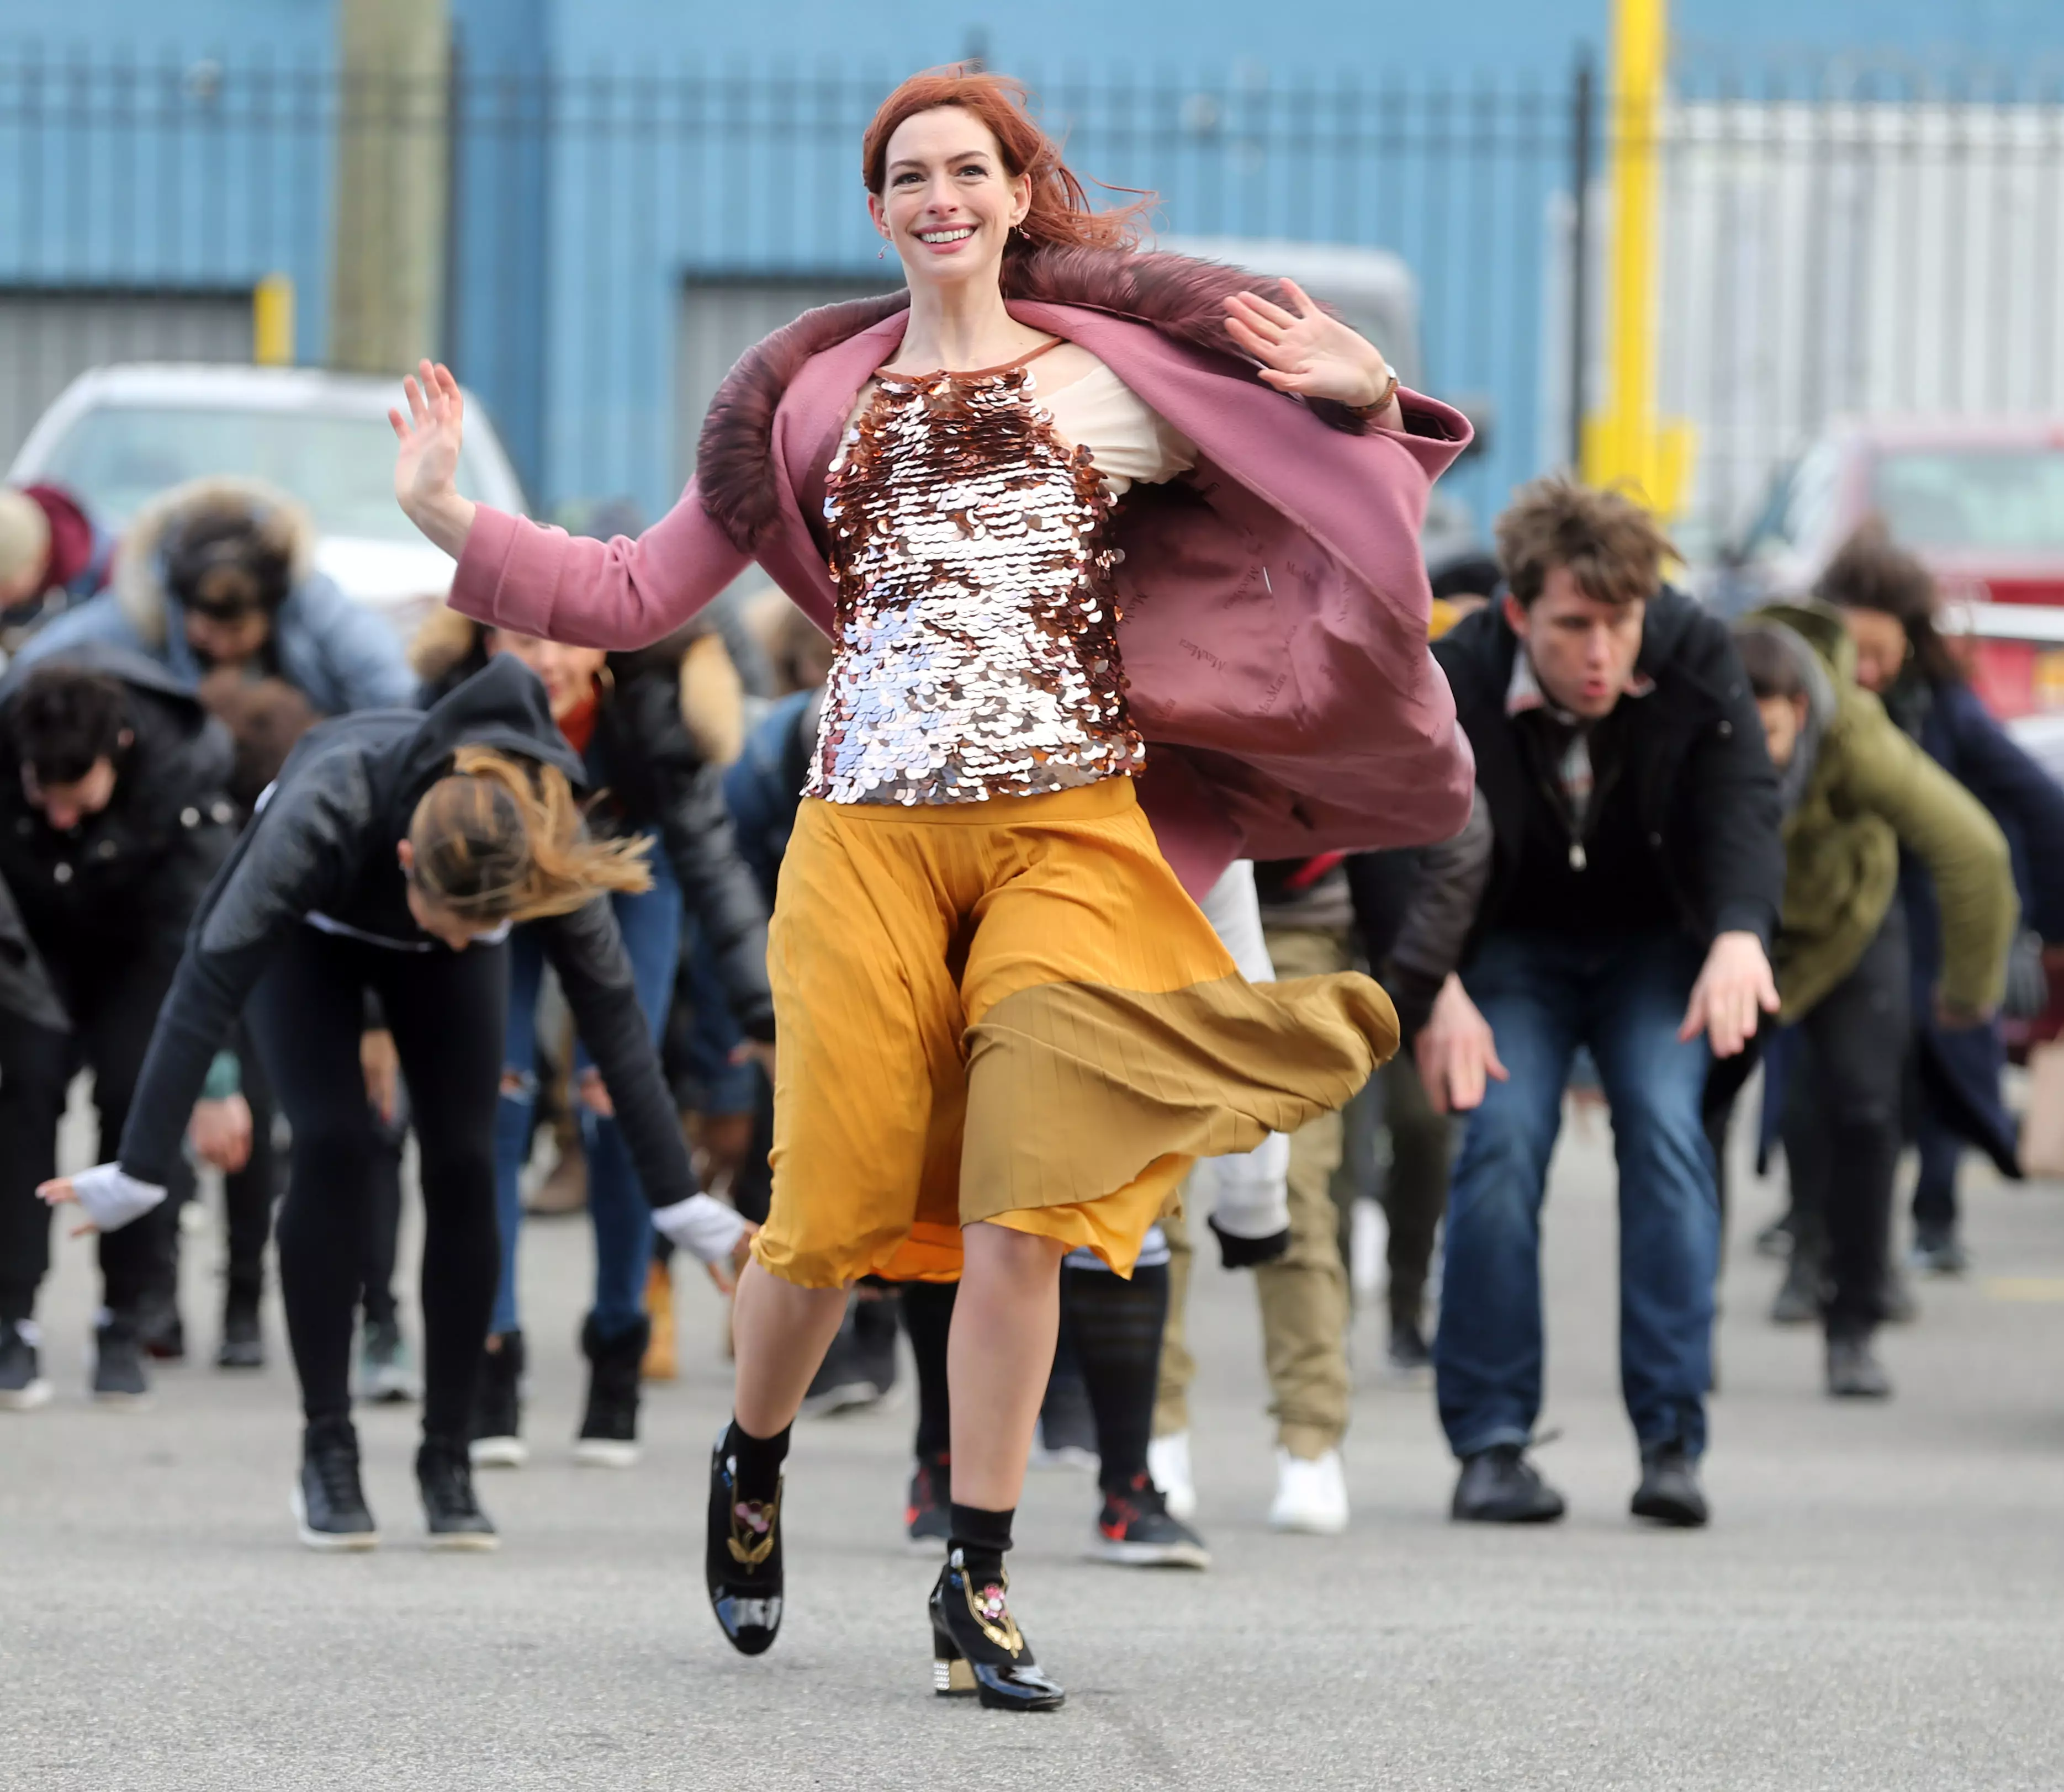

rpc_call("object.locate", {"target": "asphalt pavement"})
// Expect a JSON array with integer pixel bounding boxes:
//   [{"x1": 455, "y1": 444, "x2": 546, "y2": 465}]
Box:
[{"x1": 7, "y1": 1100, "x2": 2064, "y2": 1791}]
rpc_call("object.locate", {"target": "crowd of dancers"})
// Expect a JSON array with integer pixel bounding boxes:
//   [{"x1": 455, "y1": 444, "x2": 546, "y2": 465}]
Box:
[{"x1": 5, "y1": 62, "x2": 2060, "y2": 1714}]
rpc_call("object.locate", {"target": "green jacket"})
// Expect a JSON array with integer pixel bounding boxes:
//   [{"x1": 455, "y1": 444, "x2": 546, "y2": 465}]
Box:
[{"x1": 1748, "y1": 603, "x2": 2016, "y2": 1022}]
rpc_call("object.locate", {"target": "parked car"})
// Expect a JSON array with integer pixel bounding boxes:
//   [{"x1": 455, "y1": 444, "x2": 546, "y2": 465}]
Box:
[
  {"x1": 7, "y1": 364, "x2": 526, "y2": 639},
  {"x1": 1711, "y1": 416, "x2": 2064, "y2": 720}
]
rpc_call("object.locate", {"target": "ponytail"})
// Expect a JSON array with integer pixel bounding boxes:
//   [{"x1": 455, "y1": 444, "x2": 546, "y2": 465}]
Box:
[{"x1": 407, "y1": 746, "x2": 650, "y2": 924}]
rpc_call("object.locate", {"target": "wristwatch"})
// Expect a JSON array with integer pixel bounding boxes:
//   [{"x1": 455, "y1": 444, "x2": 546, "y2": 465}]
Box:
[{"x1": 1346, "y1": 368, "x2": 1400, "y2": 421}]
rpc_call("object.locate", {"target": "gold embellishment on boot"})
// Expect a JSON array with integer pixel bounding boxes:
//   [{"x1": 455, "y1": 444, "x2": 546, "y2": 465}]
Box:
[
  {"x1": 727, "y1": 1485, "x2": 780, "y2": 1567},
  {"x1": 964, "y1": 1571, "x2": 1024, "y2": 1656}
]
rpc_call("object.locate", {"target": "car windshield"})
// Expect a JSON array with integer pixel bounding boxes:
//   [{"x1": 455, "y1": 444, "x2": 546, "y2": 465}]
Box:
[
  {"x1": 38, "y1": 404, "x2": 493, "y2": 544},
  {"x1": 1872, "y1": 448, "x2": 2064, "y2": 553}
]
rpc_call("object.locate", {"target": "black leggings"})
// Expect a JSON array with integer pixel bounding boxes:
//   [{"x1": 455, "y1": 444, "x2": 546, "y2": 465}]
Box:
[
  {"x1": 902, "y1": 1262, "x2": 1171, "y2": 1496},
  {"x1": 1782, "y1": 902, "x2": 1911, "y2": 1340},
  {"x1": 0, "y1": 945, "x2": 192, "y2": 1322},
  {"x1": 248, "y1": 926, "x2": 507, "y2": 1440}
]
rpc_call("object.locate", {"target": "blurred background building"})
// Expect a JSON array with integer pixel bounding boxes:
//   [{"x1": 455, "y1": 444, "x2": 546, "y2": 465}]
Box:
[{"x1": 2, "y1": 1, "x2": 2061, "y2": 597}]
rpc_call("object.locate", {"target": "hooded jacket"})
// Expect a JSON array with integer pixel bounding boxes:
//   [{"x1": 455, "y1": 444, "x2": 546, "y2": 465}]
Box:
[
  {"x1": 0, "y1": 641, "x2": 239, "y2": 964},
  {"x1": 411, "y1": 606, "x2": 772, "y2": 1038},
  {"x1": 15, "y1": 477, "x2": 417, "y2": 716},
  {"x1": 1745, "y1": 603, "x2": 2016, "y2": 1024},
  {"x1": 447, "y1": 246, "x2": 1476, "y2": 897},
  {"x1": 114, "y1": 655, "x2": 702, "y2": 1200}
]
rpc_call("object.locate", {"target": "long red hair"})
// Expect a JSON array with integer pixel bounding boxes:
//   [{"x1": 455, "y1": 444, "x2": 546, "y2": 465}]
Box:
[{"x1": 861, "y1": 66, "x2": 1152, "y2": 259}]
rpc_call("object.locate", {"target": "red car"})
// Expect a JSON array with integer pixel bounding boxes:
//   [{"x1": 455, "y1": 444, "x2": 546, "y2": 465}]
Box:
[{"x1": 1721, "y1": 416, "x2": 2064, "y2": 721}]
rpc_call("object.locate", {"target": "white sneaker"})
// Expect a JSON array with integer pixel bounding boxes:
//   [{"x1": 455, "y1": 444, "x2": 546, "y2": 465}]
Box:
[
  {"x1": 1269, "y1": 1448, "x2": 1349, "y2": 1535},
  {"x1": 1146, "y1": 1431, "x2": 1197, "y2": 1521}
]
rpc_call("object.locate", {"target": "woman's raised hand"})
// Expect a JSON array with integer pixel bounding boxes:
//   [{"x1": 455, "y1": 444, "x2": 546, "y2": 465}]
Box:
[
  {"x1": 389, "y1": 359, "x2": 479, "y2": 557},
  {"x1": 1224, "y1": 279, "x2": 1402, "y2": 424}
]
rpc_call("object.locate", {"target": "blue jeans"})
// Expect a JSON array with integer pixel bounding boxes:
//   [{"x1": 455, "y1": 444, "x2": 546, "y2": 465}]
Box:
[
  {"x1": 491, "y1": 841, "x2": 680, "y2": 1342},
  {"x1": 1434, "y1": 928, "x2": 1718, "y2": 1460}
]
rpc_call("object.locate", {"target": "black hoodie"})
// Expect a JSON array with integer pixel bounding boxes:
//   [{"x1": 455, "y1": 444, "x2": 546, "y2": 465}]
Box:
[
  {"x1": 0, "y1": 641, "x2": 238, "y2": 960},
  {"x1": 117, "y1": 656, "x2": 699, "y2": 1201}
]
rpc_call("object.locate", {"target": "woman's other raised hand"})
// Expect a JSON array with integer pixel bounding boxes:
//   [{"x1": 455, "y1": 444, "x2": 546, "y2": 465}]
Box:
[
  {"x1": 389, "y1": 359, "x2": 479, "y2": 557},
  {"x1": 1224, "y1": 279, "x2": 1404, "y2": 427}
]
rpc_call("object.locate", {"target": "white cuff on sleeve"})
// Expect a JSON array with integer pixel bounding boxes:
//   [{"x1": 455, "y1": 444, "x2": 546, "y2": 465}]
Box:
[
  {"x1": 71, "y1": 1163, "x2": 170, "y2": 1233},
  {"x1": 650, "y1": 1194, "x2": 749, "y2": 1266},
  {"x1": 1203, "y1": 1131, "x2": 1293, "y2": 1239}
]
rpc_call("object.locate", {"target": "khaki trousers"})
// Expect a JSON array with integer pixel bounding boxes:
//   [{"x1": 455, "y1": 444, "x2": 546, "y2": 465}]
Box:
[{"x1": 1153, "y1": 927, "x2": 1355, "y2": 1460}]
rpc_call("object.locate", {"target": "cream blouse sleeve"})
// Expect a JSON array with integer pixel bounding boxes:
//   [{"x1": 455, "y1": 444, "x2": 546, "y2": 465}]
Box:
[{"x1": 1040, "y1": 362, "x2": 1198, "y2": 497}]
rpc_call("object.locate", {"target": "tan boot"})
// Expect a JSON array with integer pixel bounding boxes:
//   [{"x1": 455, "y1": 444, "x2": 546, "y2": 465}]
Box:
[
  {"x1": 524, "y1": 1147, "x2": 588, "y2": 1217},
  {"x1": 641, "y1": 1259, "x2": 679, "y2": 1383}
]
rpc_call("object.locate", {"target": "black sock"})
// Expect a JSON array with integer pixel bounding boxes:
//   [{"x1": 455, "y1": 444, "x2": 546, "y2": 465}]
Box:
[
  {"x1": 723, "y1": 1417, "x2": 791, "y2": 1505},
  {"x1": 1061, "y1": 1260, "x2": 1169, "y2": 1497},
  {"x1": 948, "y1": 1502, "x2": 1014, "y2": 1586},
  {"x1": 902, "y1": 1278, "x2": 957, "y2": 1460}
]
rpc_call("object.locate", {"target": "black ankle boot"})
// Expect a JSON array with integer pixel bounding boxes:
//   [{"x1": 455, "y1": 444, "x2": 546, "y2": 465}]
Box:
[
  {"x1": 706, "y1": 1427, "x2": 784, "y2": 1655},
  {"x1": 930, "y1": 1550, "x2": 1065, "y2": 1711},
  {"x1": 216, "y1": 1286, "x2": 264, "y2": 1371},
  {"x1": 417, "y1": 1438, "x2": 499, "y2": 1550},
  {"x1": 575, "y1": 1314, "x2": 647, "y2": 1468}
]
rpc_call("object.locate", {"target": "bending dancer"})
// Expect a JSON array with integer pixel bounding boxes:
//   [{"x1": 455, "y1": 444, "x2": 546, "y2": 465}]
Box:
[
  {"x1": 390, "y1": 66, "x2": 1472, "y2": 1706},
  {"x1": 411, "y1": 607, "x2": 772, "y2": 1468},
  {"x1": 40, "y1": 658, "x2": 751, "y2": 1550}
]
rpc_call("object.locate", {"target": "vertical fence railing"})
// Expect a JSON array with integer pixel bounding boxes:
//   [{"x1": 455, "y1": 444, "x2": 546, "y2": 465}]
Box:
[{"x1": 3, "y1": 48, "x2": 2062, "y2": 541}]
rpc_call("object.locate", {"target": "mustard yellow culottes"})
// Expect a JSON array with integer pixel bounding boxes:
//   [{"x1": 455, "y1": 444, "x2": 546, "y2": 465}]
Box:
[{"x1": 752, "y1": 777, "x2": 1398, "y2": 1286}]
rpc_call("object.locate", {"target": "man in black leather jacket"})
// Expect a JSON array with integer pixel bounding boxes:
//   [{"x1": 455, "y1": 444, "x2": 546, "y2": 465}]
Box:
[{"x1": 0, "y1": 645, "x2": 246, "y2": 1403}]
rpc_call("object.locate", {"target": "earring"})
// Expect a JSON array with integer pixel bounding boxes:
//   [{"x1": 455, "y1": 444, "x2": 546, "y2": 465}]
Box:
[{"x1": 878, "y1": 243, "x2": 887, "y2": 261}]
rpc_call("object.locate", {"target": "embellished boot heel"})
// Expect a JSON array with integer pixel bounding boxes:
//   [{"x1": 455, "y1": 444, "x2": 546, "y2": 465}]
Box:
[
  {"x1": 928, "y1": 1549, "x2": 1065, "y2": 1712},
  {"x1": 705, "y1": 1430, "x2": 784, "y2": 1655}
]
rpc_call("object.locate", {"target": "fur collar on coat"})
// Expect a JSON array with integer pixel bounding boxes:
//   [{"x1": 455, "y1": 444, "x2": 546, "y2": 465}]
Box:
[{"x1": 695, "y1": 246, "x2": 1368, "y2": 553}]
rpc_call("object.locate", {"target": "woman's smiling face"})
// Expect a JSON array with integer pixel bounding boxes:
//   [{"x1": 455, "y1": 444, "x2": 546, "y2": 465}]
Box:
[{"x1": 869, "y1": 105, "x2": 1031, "y2": 298}]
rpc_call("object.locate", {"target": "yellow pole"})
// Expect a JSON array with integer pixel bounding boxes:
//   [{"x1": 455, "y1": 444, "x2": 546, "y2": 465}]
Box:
[
  {"x1": 253, "y1": 273, "x2": 296, "y2": 365},
  {"x1": 1583, "y1": 0, "x2": 1692, "y2": 515}
]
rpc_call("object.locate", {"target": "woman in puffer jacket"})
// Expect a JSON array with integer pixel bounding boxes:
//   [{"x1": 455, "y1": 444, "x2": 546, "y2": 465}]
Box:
[{"x1": 411, "y1": 606, "x2": 772, "y2": 1470}]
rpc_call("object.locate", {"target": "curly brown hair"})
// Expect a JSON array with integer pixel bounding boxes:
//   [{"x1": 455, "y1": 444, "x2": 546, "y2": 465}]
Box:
[{"x1": 1494, "y1": 478, "x2": 1677, "y2": 609}]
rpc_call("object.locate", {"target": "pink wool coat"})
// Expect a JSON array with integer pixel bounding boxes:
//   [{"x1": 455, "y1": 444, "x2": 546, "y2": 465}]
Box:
[{"x1": 449, "y1": 247, "x2": 1476, "y2": 896}]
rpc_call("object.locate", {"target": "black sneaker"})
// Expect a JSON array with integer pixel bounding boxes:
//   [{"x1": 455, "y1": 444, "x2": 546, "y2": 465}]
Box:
[
  {"x1": 1909, "y1": 1228, "x2": 1969, "y2": 1277},
  {"x1": 575, "y1": 1313, "x2": 647, "y2": 1468},
  {"x1": 136, "y1": 1288, "x2": 186, "y2": 1362},
  {"x1": 1029, "y1": 1365, "x2": 1098, "y2": 1472},
  {"x1": 905, "y1": 1450, "x2": 952, "y2": 1551},
  {"x1": 1093, "y1": 1472, "x2": 1211, "y2": 1568},
  {"x1": 468, "y1": 1330, "x2": 526, "y2": 1467},
  {"x1": 930, "y1": 1550, "x2": 1065, "y2": 1711},
  {"x1": 293, "y1": 1417, "x2": 379, "y2": 1550},
  {"x1": 706, "y1": 1429, "x2": 783, "y2": 1655},
  {"x1": 1386, "y1": 1318, "x2": 1432, "y2": 1379},
  {"x1": 1826, "y1": 1334, "x2": 1892, "y2": 1399},
  {"x1": 0, "y1": 1318, "x2": 51, "y2": 1411},
  {"x1": 216, "y1": 1291, "x2": 264, "y2": 1371},
  {"x1": 1451, "y1": 1443, "x2": 1566, "y2": 1524},
  {"x1": 92, "y1": 1317, "x2": 150, "y2": 1404},
  {"x1": 1630, "y1": 1442, "x2": 1709, "y2": 1528},
  {"x1": 417, "y1": 1438, "x2": 499, "y2": 1549},
  {"x1": 800, "y1": 1296, "x2": 897, "y2": 1417}
]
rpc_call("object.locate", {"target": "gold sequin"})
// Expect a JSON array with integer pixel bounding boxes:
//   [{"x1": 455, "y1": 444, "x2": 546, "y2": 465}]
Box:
[{"x1": 808, "y1": 357, "x2": 1143, "y2": 807}]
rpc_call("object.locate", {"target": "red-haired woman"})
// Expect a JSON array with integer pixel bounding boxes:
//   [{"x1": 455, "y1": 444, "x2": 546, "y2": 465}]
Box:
[{"x1": 393, "y1": 65, "x2": 1474, "y2": 1710}]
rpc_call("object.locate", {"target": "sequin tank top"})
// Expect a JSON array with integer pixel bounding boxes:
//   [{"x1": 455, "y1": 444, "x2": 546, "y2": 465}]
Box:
[{"x1": 809, "y1": 346, "x2": 1145, "y2": 806}]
